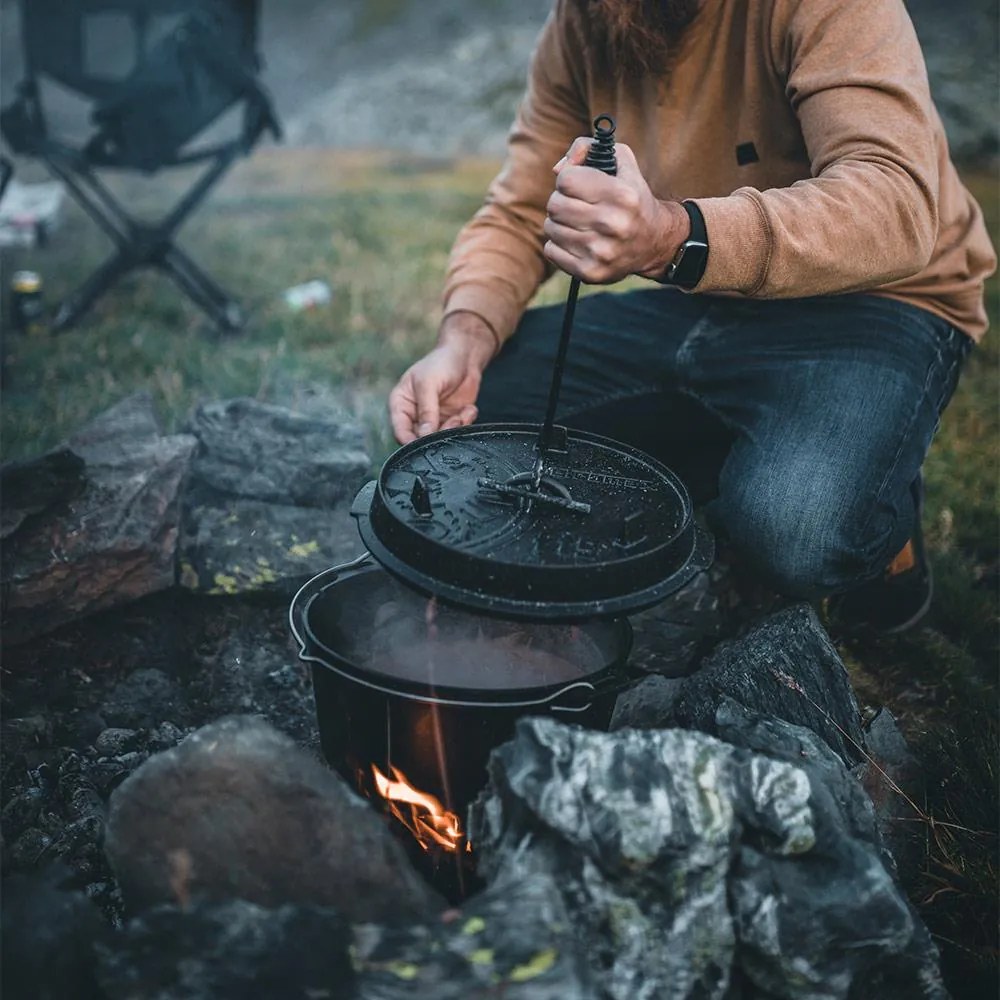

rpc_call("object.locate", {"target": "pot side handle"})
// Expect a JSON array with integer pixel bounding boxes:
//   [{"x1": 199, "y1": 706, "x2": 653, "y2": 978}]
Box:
[{"x1": 287, "y1": 551, "x2": 373, "y2": 661}]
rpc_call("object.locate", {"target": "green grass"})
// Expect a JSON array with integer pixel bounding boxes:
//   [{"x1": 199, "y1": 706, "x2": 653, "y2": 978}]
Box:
[
  {"x1": 1, "y1": 148, "x2": 997, "y2": 989},
  {"x1": 0, "y1": 151, "x2": 491, "y2": 464}
]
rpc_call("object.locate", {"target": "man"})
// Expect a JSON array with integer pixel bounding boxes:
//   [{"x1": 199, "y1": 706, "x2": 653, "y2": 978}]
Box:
[{"x1": 388, "y1": 0, "x2": 995, "y2": 631}]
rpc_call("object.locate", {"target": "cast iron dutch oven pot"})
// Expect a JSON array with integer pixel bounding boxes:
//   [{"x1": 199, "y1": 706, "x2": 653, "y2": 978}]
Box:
[{"x1": 289, "y1": 423, "x2": 713, "y2": 806}]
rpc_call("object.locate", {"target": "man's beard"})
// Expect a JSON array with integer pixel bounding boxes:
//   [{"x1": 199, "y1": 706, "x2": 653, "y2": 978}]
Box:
[{"x1": 588, "y1": 0, "x2": 703, "y2": 78}]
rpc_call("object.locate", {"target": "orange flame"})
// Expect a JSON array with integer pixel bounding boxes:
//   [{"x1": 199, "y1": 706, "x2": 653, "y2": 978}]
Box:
[{"x1": 371, "y1": 763, "x2": 471, "y2": 854}]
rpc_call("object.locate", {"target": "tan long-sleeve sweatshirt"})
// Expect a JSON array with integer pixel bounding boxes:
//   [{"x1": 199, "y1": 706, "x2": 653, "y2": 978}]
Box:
[{"x1": 442, "y1": 0, "x2": 996, "y2": 345}]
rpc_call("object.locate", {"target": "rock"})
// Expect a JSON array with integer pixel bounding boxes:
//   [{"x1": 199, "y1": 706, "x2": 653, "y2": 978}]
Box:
[
  {"x1": 1, "y1": 865, "x2": 107, "y2": 1000},
  {"x1": 94, "y1": 728, "x2": 141, "y2": 757},
  {"x1": 609, "y1": 674, "x2": 684, "y2": 731},
  {"x1": 856, "y1": 708, "x2": 926, "y2": 884},
  {"x1": 96, "y1": 899, "x2": 355, "y2": 1000},
  {"x1": 0, "y1": 447, "x2": 86, "y2": 539},
  {"x1": 179, "y1": 496, "x2": 364, "y2": 596},
  {"x1": 669, "y1": 604, "x2": 866, "y2": 765},
  {"x1": 105, "y1": 716, "x2": 443, "y2": 921},
  {"x1": 352, "y1": 873, "x2": 597, "y2": 999},
  {"x1": 186, "y1": 397, "x2": 369, "y2": 508},
  {"x1": 178, "y1": 396, "x2": 371, "y2": 597},
  {"x1": 472, "y1": 718, "x2": 767, "y2": 999},
  {"x1": 471, "y1": 715, "x2": 945, "y2": 1000},
  {"x1": 68, "y1": 391, "x2": 164, "y2": 455},
  {"x1": 714, "y1": 699, "x2": 946, "y2": 1000},
  {"x1": 1, "y1": 394, "x2": 196, "y2": 644},
  {"x1": 147, "y1": 722, "x2": 185, "y2": 750},
  {"x1": 100, "y1": 669, "x2": 184, "y2": 731}
]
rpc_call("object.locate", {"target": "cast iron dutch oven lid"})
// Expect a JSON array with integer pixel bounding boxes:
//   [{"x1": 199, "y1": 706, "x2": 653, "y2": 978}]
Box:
[{"x1": 351, "y1": 422, "x2": 712, "y2": 622}]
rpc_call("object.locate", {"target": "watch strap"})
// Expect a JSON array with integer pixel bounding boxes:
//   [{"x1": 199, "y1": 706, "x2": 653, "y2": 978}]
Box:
[{"x1": 664, "y1": 201, "x2": 709, "y2": 289}]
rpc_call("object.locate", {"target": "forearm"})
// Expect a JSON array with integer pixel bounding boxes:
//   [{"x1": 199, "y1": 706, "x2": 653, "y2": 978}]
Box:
[{"x1": 442, "y1": 0, "x2": 589, "y2": 345}]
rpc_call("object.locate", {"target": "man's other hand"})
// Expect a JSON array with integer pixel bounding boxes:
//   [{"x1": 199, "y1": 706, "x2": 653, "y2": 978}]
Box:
[
  {"x1": 388, "y1": 312, "x2": 496, "y2": 444},
  {"x1": 544, "y1": 140, "x2": 689, "y2": 284}
]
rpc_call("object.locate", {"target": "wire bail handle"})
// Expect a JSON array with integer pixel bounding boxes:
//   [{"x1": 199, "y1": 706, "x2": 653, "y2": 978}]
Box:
[{"x1": 533, "y1": 114, "x2": 618, "y2": 478}]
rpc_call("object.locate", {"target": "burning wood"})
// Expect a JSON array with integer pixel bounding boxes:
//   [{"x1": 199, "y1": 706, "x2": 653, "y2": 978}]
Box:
[{"x1": 371, "y1": 763, "x2": 472, "y2": 854}]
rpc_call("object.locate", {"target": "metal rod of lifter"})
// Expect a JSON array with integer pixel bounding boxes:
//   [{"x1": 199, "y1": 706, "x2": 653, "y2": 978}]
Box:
[{"x1": 534, "y1": 115, "x2": 618, "y2": 483}]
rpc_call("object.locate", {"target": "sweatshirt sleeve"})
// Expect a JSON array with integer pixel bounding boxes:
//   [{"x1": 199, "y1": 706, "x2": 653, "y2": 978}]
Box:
[
  {"x1": 441, "y1": 0, "x2": 590, "y2": 346},
  {"x1": 692, "y1": 0, "x2": 940, "y2": 298}
]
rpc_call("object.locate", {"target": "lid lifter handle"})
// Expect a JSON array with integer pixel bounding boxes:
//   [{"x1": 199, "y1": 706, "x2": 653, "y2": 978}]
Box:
[{"x1": 535, "y1": 115, "x2": 617, "y2": 481}]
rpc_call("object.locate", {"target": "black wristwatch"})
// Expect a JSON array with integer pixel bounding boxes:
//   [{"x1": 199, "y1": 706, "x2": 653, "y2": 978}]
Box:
[{"x1": 663, "y1": 201, "x2": 709, "y2": 289}]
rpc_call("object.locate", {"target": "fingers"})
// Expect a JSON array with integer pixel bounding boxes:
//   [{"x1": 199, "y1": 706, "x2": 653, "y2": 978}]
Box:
[
  {"x1": 543, "y1": 239, "x2": 586, "y2": 280},
  {"x1": 543, "y1": 216, "x2": 598, "y2": 259},
  {"x1": 546, "y1": 192, "x2": 629, "y2": 238},
  {"x1": 388, "y1": 369, "x2": 442, "y2": 444},
  {"x1": 390, "y1": 379, "x2": 477, "y2": 445},
  {"x1": 609, "y1": 142, "x2": 640, "y2": 179},
  {"x1": 414, "y1": 377, "x2": 440, "y2": 439},
  {"x1": 388, "y1": 379, "x2": 419, "y2": 445},
  {"x1": 440, "y1": 404, "x2": 479, "y2": 431},
  {"x1": 552, "y1": 135, "x2": 592, "y2": 173}
]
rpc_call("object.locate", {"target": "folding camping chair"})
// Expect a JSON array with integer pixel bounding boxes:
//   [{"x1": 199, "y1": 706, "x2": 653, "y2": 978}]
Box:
[{"x1": 0, "y1": 0, "x2": 281, "y2": 332}]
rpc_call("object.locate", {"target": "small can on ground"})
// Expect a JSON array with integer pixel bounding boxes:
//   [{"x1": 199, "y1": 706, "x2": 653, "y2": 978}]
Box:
[{"x1": 9, "y1": 270, "x2": 45, "y2": 333}]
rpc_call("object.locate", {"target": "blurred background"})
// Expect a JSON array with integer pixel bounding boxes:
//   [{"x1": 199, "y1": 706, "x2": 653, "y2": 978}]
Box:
[{"x1": 0, "y1": 0, "x2": 997, "y2": 992}]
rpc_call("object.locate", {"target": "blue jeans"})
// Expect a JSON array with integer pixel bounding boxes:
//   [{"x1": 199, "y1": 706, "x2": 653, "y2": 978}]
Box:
[{"x1": 475, "y1": 289, "x2": 972, "y2": 599}]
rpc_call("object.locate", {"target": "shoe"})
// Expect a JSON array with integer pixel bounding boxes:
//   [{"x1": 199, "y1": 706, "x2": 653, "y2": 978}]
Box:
[{"x1": 828, "y1": 477, "x2": 932, "y2": 634}]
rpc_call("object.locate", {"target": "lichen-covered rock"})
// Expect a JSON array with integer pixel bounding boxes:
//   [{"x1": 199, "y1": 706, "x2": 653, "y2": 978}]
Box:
[
  {"x1": 178, "y1": 496, "x2": 363, "y2": 596},
  {"x1": 471, "y1": 715, "x2": 946, "y2": 1000},
  {"x1": 352, "y1": 872, "x2": 597, "y2": 999},
  {"x1": 105, "y1": 716, "x2": 442, "y2": 922}
]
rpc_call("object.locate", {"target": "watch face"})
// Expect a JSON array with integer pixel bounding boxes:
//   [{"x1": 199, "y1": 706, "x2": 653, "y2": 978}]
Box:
[{"x1": 669, "y1": 240, "x2": 708, "y2": 288}]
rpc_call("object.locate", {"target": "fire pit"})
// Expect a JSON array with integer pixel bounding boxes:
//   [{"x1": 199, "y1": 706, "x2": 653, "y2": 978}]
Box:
[{"x1": 290, "y1": 422, "x2": 712, "y2": 898}]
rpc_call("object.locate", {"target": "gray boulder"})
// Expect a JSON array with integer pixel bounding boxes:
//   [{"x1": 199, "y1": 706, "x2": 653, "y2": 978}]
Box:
[
  {"x1": 1, "y1": 393, "x2": 196, "y2": 644},
  {"x1": 186, "y1": 397, "x2": 369, "y2": 508},
  {"x1": 105, "y1": 716, "x2": 442, "y2": 922},
  {"x1": 471, "y1": 715, "x2": 946, "y2": 1000}
]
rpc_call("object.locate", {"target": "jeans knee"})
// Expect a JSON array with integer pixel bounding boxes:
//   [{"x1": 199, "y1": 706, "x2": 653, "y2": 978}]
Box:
[{"x1": 711, "y1": 472, "x2": 903, "y2": 599}]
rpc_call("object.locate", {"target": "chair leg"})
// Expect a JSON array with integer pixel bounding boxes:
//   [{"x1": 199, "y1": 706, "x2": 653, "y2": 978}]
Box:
[
  {"x1": 51, "y1": 247, "x2": 137, "y2": 332},
  {"x1": 161, "y1": 244, "x2": 244, "y2": 332}
]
